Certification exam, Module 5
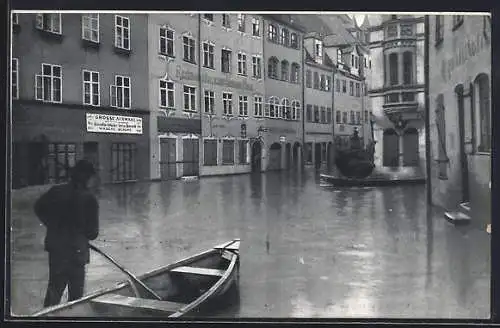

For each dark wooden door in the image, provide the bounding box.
[403,129,419,166]
[160,138,177,180]
[182,138,199,176]
[383,129,399,167]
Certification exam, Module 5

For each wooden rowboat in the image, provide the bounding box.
[32,239,240,318]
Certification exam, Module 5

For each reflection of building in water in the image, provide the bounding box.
[366,14,425,168]
[11,13,151,188]
[427,14,491,227]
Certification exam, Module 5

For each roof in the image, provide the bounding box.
[290,14,333,37]
[318,15,357,46]
[304,49,335,70]
[263,14,306,33]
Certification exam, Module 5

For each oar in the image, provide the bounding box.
[89,243,162,300]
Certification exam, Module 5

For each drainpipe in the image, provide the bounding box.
[198,14,203,176]
[301,37,306,166]
[424,15,432,205]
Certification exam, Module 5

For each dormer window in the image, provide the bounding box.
[337,49,342,63]
[314,39,323,58]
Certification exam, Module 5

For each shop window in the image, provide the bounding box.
[222,140,235,165]
[46,143,76,184]
[204,139,217,166]
[239,140,249,164]
[111,143,136,182]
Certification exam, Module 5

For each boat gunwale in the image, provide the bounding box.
[30,240,240,317]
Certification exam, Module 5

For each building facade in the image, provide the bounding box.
[303,33,335,169]
[428,14,491,225]
[367,15,426,169]
[11,13,151,189]
[262,15,305,171]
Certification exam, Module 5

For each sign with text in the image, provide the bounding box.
[86,113,143,134]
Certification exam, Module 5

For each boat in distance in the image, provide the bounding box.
[31,239,241,318]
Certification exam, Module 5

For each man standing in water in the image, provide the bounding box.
[34,159,99,307]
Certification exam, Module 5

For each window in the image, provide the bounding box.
[183,85,196,112]
[313,106,320,123]
[46,143,76,184]
[364,110,369,123]
[355,57,358,69]
[314,40,323,59]
[306,143,313,164]
[237,14,245,32]
[83,70,99,106]
[222,14,231,28]
[160,80,175,108]
[453,15,464,29]
[337,49,342,63]
[389,53,398,85]
[351,54,355,67]
[204,90,214,114]
[342,111,348,123]
[254,96,263,117]
[239,140,249,164]
[221,49,232,73]
[82,13,99,43]
[35,13,61,34]
[327,108,332,123]
[183,36,196,63]
[290,32,298,49]
[369,60,372,69]
[204,139,217,166]
[160,27,174,56]
[35,63,62,103]
[281,60,289,81]
[268,24,278,42]
[336,110,341,123]
[402,92,415,102]
[356,111,361,124]
[252,56,262,79]
[114,15,130,50]
[238,53,247,75]
[203,42,215,69]
[111,143,136,182]
[268,97,279,118]
[336,79,340,92]
[292,100,300,121]
[268,57,279,79]
[477,74,491,152]
[320,75,326,90]
[280,28,290,46]
[391,15,397,20]
[110,75,130,109]
[252,18,260,36]
[342,80,347,93]
[11,58,18,100]
[349,81,354,96]
[313,72,320,89]
[223,92,233,115]
[203,14,214,21]
[306,105,312,122]
[325,76,331,91]
[290,63,300,84]
[306,70,312,88]
[239,95,248,116]
[355,83,360,97]
[222,140,235,165]
[282,98,291,120]
[435,15,444,45]
[403,51,413,85]
[364,57,368,68]
[350,111,355,124]
[400,24,413,36]
[320,107,326,123]
[387,24,397,38]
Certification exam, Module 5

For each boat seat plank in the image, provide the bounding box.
[170,266,225,277]
[91,293,186,313]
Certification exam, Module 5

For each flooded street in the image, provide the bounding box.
[10,170,490,319]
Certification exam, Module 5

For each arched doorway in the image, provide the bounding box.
[403,128,419,166]
[314,143,322,169]
[285,143,291,170]
[268,143,282,171]
[251,140,263,172]
[292,142,301,168]
[455,84,469,202]
[383,129,399,167]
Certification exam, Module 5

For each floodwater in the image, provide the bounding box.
[10,169,490,319]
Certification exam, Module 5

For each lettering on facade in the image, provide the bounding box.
[175,65,255,91]
[86,113,143,134]
[441,31,490,82]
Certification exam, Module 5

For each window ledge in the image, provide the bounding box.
[82,38,100,50]
[114,46,131,56]
[183,59,197,65]
[159,52,175,59]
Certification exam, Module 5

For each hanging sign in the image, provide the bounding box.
[86,113,143,134]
